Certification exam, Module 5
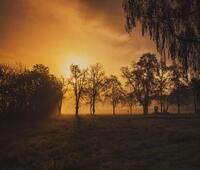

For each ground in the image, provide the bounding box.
[0,114,200,170]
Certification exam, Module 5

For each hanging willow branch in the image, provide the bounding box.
[123,0,200,72]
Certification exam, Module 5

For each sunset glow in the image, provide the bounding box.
[0,0,157,78]
[1,1,199,169]
[62,56,90,76]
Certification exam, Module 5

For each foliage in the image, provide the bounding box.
[104,75,123,115]
[86,63,105,115]
[123,0,200,71]
[0,64,63,120]
[155,61,173,113]
[189,78,200,113]
[1,54,200,118]
[121,53,158,114]
[69,64,88,116]
[168,64,188,113]
[121,88,137,114]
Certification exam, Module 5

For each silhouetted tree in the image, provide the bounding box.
[169,63,188,114]
[121,88,137,115]
[0,64,63,120]
[86,63,105,115]
[189,78,200,114]
[123,0,200,71]
[104,75,123,115]
[69,64,88,116]
[156,61,172,113]
[121,53,158,114]
[57,76,69,116]
[168,84,189,113]
[0,64,15,118]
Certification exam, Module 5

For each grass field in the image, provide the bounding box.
[0,114,200,170]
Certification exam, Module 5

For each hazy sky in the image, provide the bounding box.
[0,0,157,77]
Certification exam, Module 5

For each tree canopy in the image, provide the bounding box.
[123,0,200,71]
[87,63,105,115]
[121,53,158,114]
[69,64,88,116]
[0,64,63,120]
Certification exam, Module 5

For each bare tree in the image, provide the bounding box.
[87,63,105,115]
[121,53,158,114]
[69,64,88,116]
[104,75,123,115]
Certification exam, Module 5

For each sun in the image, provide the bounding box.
[61,56,89,77]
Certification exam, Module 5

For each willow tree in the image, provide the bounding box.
[123,0,200,71]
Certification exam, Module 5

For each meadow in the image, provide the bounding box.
[1,114,200,170]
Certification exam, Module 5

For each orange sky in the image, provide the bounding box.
[0,0,157,77]
[0,0,159,114]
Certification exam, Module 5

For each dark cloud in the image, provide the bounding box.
[72,0,125,33]
[0,0,31,17]
[0,0,30,44]
[0,0,126,39]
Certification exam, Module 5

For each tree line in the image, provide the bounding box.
[1,53,200,120]
[121,0,200,114]
[67,53,200,116]
[0,64,64,120]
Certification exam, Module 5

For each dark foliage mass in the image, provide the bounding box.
[0,64,64,120]
[123,0,200,71]
[121,53,159,114]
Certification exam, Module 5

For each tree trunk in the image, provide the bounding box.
[90,104,92,115]
[143,104,148,115]
[193,92,197,114]
[113,103,116,115]
[58,99,62,116]
[164,97,169,113]
[143,94,149,115]
[89,98,92,115]
[160,92,163,113]
[177,87,181,114]
[130,104,133,115]
[92,96,96,116]
[75,99,79,116]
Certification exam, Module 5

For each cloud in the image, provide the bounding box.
[0,0,157,77]
[66,0,125,33]
[0,0,126,45]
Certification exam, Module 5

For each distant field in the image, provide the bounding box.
[0,114,200,170]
